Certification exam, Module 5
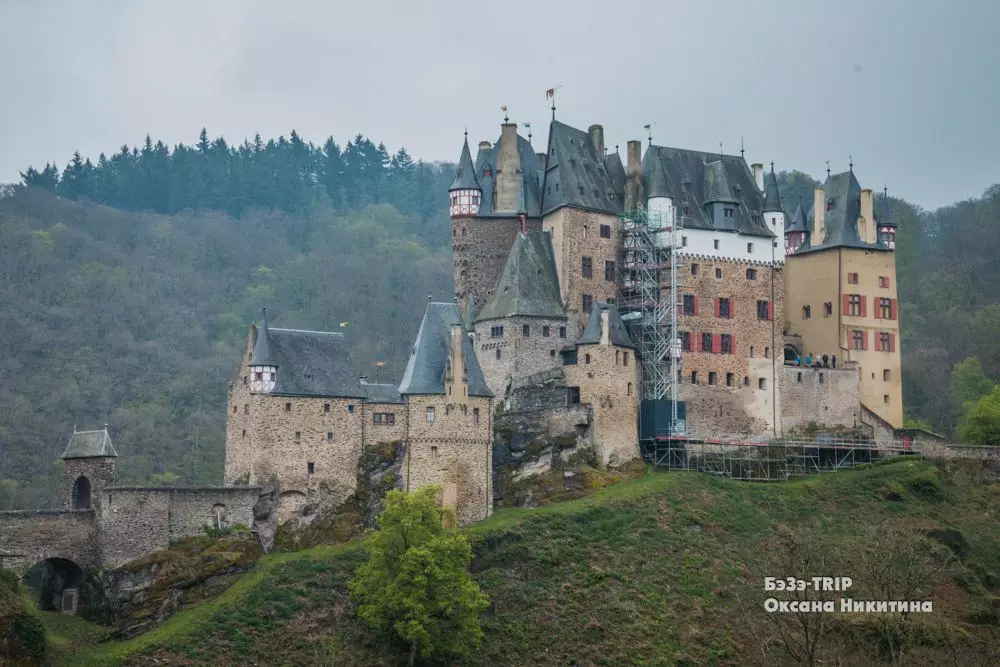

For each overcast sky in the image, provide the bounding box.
[1,0,997,210]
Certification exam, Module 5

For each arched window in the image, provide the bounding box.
[72,476,91,510]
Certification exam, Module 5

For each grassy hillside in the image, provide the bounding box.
[47,458,1000,666]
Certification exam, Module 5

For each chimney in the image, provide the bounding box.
[537,152,547,170]
[624,140,644,211]
[859,188,875,243]
[599,308,611,345]
[751,163,764,192]
[588,124,605,158]
[494,123,521,212]
[479,140,492,152]
[813,186,826,245]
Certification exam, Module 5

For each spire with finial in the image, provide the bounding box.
[740,137,745,159]
[849,154,854,172]
[525,122,532,145]
[826,160,831,178]
[546,86,559,120]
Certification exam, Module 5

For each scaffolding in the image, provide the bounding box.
[618,205,685,432]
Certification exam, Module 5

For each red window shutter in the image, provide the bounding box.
[860,296,867,318]
[695,334,700,352]
[889,333,895,353]
[767,302,774,321]
[873,299,881,320]
[885,277,891,289]
[842,294,850,315]
[862,331,869,350]
[713,334,721,354]
[890,298,897,320]
[693,295,699,316]
[874,334,881,352]
[730,335,736,354]
[730,299,735,318]
[714,298,721,318]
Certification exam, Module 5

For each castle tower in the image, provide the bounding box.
[448,134,482,218]
[249,307,276,393]
[60,425,118,511]
[762,163,786,240]
[785,200,809,255]
[877,188,896,249]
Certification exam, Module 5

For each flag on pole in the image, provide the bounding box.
[500,104,507,113]
[524,122,531,129]
[643,124,651,131]
[545,88,555,99]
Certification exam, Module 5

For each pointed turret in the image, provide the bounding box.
[878,186,896,249]
[448,134,482,218]
[645,152,672,200]
[785,199,809,256]
[250,307,277,393]
[252,307,275,367]
[762,163,783,213]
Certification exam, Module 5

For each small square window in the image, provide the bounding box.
[726,373,734,386]
[543,325,550,337]
[758,377,767,390]
[550,349,556,356]
[495,348,501,360]
[708,372,717,385]
[295,431,301,441]
[426,407,435,423]
[883,369,890,381]
[307,462,315,474]
[691,263,699,276]
[713,239,720,250]
[764,347,770,359]
[743,376,749,386]
[747,242,754,253]
[255,371,263,381]
[690,371,698,384]
[715,268,722,279]
[522,324,530,337]
[599,224,611,238]
[884,394,890,405]
[285,402,292,412]
[824,302,833,317]
[746,268,757,280]
[324,403,330,413]
[559,326,567,338]
[802,305,811,319]
[567,386,581,405]
[348,404,355,413]
[327,432,333,441]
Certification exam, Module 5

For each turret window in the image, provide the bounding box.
[327,432,333,441]
[623,352,629,366]
[255,372,263,381]
[426,407,435,423]
[746,268,757,280]
[543,326,550,337]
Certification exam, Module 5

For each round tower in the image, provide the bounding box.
[645,149,674,239]
[877,187,896,250]
[762,163,786,242]
[249,307,276,393]
[448,133,481,218]
[785,198,809,256]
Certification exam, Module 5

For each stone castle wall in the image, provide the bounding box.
[61,457,117,511]
[362,401,407,446]
[402,394,493,525]
[453,216,542,314]
[0,510,96,570]
[781,363,861,432]
[475,315,572,399]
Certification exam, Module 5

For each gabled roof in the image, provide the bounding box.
[541,120,622,216]
[399,302,492,397]
[577,303,635,349]
[363,382,404,404]
[476,230,566,322]
[257,327,366,398]
[762,167,783,213]
[449,136,481,192]
[252,308,276,366]
[474,131,543,218]
[605,151,626,199]
[644,145,774,238]
[786,200,809,233]
[643,150,673,199]
[62,427,118,459]
[798,171,888,255]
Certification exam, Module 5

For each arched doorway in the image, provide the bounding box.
[784,345,799,363]
[72,476,92,509]
[25,557,85,612]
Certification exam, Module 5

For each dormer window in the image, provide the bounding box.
[484,168,492,178]
[826,198,834,212]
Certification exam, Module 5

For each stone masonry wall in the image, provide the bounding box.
[676,254,785,438]
[362,401,407,447]
[403,394,493,525]
[61,457,117,511]
[0,510,96,570]
[781,363,861,432]
[564,343,640,467]
[475,315,572,399]
[543,208,620,332]
[453,216,542,315]
[225,332,256,485]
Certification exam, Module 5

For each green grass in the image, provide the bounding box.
[47,458,1000,665]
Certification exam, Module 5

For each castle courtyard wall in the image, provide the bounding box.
[362,401,407,446]
[781,363,861,432]
[0,510,96,570]
[475,315,572,399]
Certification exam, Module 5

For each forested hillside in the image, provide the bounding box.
[1,132,998,509]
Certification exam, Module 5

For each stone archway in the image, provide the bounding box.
[784,345,799,362]
[25,557,85,613]
[72,476,92,509]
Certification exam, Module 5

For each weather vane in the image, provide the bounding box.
[546,86,562,120]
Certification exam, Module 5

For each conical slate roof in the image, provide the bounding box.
[786,200,808,233]
[702,160,738,204]
[577,303,635,349]
[763,166,783,213]
[62,427,118,459]
[605,151,626,198]
[449,136,481,192]
[644,151,673,199]
[252,308,276,366]
[399,302,491,397]
[476,230,565,322]
[880,191,897,228]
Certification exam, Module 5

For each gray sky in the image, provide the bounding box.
[2,0,998,210]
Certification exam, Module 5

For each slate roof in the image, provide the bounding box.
[797,171,888,255]
[643,149,673,199]
[473,132,543,218]
[449,136,481,191]
[256,326,366,398]
[541,120,622,216]
[251,309,276,366]
[363,382,404,404]
[605,151,626,201]
[786,200,809,233]
[643,145,774,238]
[62,428,118,459]
[475,230,566,322]
[763,167,783,213]
[576,303,635,349]
[398,302,492,397]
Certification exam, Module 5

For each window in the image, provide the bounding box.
[847,272,859,284]
[585,353,591,364]
[484,168,492,177]
[426,407,435,422]
[233,405,237,414]
[567,387,581,405]
[690,371,698,384]
[884,394,890,405]
[718,297,731,319]
[550,349,556,357]
[723,208,734,218]
[708,372,717,385]
[348,404,355,413]
[750,345,755,358]
[746,268,757,280]
[583,225,588,238]
[819,373,824,384]
[472,408,480,424]
[324,403,330,413]
[559,326,567,338]
[883,369,890,381]
[582,294,593,314]
[542,325,550,337]
[797,372,802,383]
[878,298,893,319]
[327,431,333,441]
[721,334,732,354]
[627,382,632,395]
[701,333,713,352]
[879,276,890,288]
[307,462,315,474]
[599,224,611,238]
[243,376,248,386]
[691,263,699,276]
[285,402,292,412]
[582,256,593,278]
[495,349,501,360]
[604,260,615,281]
[743,376,749,386]
[726,373,734,386]
[824,302,833,317]
[848,294,862,316]
[683,294,696,315]
[713,239,720,249]
[295,431,301,441]
[715,268,722,279]
[255,371,263,381]
[764,347,770,358]
[757,300,771,320]
[490,325,504,338]
[522,324,530,337]
[242,429,246,438]
[623,352,629,366]
[616,350,620,365]
[852,329,865,350]
[682,235,688,246]
[802,305,811,319]
[680,331,691,351]
[747,242,754,253]
[758,377,767,390]
[431,445,438,460]
[270,372,276,382]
